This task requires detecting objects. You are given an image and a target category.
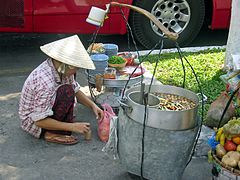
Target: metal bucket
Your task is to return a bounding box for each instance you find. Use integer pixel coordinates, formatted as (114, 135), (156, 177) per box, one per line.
(118, 84), (200, 179)
(118, 107), (199, 180)
(120, 84), (199, 130)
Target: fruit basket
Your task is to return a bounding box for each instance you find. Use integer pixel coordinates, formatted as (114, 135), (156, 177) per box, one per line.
(210, 117), (240, 179)
(212, 151), (240, 174)
(212, 151), (240, 179)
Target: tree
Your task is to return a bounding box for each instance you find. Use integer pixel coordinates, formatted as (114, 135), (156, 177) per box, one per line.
(225, 0), (240, 69)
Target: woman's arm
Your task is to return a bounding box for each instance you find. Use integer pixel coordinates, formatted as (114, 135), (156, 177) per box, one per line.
(35, 117), (90, 134)
(75, 90), (96, 109)
(75, 90), (104, 120)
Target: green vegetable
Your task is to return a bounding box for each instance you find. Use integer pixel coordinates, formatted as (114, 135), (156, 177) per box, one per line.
(108, 56), (125, 64)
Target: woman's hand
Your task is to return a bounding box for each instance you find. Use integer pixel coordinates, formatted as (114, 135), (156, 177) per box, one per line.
(71, 122), (90, 134)
(92, 104), (104, 120)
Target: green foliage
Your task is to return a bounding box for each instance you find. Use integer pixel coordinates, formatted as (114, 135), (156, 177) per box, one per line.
(143, 48), (227, 123)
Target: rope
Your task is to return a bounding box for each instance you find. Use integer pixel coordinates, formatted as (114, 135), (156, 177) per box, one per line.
(86, 3), (204, 177)
(175, 43), (205, 167)
(87, 26), (101, 100)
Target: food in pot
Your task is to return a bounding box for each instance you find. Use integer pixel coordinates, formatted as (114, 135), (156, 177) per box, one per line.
(153, 93), (196, 111)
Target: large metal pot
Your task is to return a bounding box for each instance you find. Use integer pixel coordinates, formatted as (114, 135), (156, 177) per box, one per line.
(127, 91), (160, 107)
(120, 84), (199, 130)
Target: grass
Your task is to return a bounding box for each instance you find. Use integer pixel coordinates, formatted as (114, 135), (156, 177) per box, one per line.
(142, 48), (226, 123)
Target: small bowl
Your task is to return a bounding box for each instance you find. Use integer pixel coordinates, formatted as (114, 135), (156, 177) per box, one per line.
(103, 44), (118, 57)
(108, 59), (127, 68)
(90, 54), (109, 62)
(118, 52), (136, 66)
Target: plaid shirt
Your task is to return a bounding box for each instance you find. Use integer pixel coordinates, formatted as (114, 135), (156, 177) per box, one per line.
(19, 58), (80, 138)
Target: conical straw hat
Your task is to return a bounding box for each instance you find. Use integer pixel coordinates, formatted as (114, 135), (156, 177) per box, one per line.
(40, 35), (95, 69)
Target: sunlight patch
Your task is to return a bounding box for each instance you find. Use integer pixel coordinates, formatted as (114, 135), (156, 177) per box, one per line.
(0, 93), (21, 101)
(0, 135), (7, 144)
(0, 164), (18, 177)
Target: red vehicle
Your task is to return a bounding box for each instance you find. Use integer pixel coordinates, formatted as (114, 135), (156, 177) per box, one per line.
(0, 0), (231, 48)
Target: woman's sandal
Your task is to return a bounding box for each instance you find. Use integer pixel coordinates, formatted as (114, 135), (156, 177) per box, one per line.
(44, 132), (79, 145)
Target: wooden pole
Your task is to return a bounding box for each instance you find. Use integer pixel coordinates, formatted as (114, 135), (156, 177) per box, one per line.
(110, 2), (179, 41)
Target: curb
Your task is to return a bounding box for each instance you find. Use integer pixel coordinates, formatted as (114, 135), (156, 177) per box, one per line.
(131, 45), (226, 56)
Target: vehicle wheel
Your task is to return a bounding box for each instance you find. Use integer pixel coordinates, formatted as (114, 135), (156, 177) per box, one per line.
(130, 0), (205, 49)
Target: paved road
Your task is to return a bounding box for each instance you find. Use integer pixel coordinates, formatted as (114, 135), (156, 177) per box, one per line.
(0, 29), (223, 179)
(0, 69), (213, 180)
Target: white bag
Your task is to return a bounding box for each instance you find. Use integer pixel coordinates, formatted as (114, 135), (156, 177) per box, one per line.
(102, 115), (119, 160)
(232, 54), (240, 71)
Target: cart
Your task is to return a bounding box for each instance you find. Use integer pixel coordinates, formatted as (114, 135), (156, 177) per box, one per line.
(85, 70), (143, 114)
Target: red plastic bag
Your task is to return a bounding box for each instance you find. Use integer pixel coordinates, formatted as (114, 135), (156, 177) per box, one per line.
(98, 103), (116, 142)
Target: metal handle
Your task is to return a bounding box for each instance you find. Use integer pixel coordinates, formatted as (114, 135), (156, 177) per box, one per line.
(197, 93), (207, 104)
(118, 99), (133, 113)
(118, 99), (130, 108)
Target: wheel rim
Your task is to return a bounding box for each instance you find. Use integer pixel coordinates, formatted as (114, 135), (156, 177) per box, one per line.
(150, 0), (191, 36)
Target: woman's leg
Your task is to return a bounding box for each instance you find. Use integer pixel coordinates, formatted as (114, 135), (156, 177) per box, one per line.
(44, 84), (75, 136)
(42, 84), (80, 144)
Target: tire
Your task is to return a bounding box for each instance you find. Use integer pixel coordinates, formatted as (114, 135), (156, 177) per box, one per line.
(130, 0), (205, 49)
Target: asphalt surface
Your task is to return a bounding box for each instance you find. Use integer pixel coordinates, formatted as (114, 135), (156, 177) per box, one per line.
(0, 69), (213, 180)
(0, 33), (218, 180)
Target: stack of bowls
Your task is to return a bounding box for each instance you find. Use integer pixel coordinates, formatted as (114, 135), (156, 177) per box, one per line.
(103, 44), (118, 57)
(88, 54), (109, 76)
